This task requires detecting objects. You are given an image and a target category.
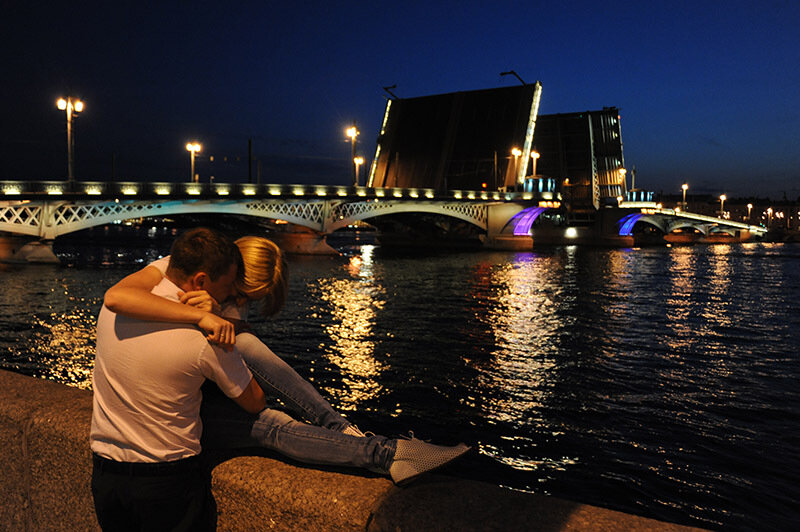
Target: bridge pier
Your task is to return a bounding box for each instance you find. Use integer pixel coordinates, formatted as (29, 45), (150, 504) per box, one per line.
(484, 203), (532, 250)
(0, 236), (60, 264)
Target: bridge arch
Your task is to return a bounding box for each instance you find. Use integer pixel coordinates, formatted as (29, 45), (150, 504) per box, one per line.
(325, 201), (488, 233)
(617, 213), (668, 236)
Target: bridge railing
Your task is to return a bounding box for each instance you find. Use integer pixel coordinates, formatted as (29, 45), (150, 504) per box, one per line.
(0, 180), (552, 203)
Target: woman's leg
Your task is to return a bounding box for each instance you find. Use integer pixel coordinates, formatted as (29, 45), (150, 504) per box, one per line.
(236, 332), (353, 431)
(200, 385), (394, 471)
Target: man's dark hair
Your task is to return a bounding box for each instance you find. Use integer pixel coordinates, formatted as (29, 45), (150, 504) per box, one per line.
(167, 227), (242, 282)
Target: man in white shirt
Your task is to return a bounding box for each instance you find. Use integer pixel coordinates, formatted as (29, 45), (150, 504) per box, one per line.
(90, 228), (266, 531)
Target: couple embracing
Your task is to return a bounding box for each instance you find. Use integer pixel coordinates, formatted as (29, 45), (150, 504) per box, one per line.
(89, 227), (469, 531)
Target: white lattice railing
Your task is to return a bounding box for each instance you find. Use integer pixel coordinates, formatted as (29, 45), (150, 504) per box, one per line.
(0, 198), (492, 238)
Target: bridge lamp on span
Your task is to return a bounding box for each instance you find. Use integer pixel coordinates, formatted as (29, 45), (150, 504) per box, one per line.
(618, 167), (627, 190)
(747, 203), (753, 220)
(186, 142), (202, 182)
(530, 150), (540, 177)
(56, 97), (84, 183)
(511, 147), (522, 185)
(681, 183), (689, 209)
(345, 124), (359, 186)
(353, 156), (365, 185)
(719, 194), (727, 218)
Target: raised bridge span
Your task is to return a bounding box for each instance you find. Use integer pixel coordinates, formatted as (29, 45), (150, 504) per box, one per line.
(0, 180), (767, 260)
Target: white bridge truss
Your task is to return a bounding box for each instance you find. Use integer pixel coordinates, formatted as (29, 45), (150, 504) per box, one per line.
(0, 198), (490, 240)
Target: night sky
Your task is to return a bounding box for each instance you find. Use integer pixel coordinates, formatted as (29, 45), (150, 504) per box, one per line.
(3, 1), (799, 199)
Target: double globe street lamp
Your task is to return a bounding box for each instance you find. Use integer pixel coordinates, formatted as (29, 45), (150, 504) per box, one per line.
(57, 97), (84, 183)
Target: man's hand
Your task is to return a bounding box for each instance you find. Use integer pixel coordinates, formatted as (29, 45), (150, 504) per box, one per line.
(179, 290), (222, 314)
(197, 313), (236, 350)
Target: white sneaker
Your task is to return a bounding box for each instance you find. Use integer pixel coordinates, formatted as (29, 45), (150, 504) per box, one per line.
(388, 437), (470, 485)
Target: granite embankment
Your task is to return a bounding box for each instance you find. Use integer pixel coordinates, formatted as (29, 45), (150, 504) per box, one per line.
(0, 369), (704, 531)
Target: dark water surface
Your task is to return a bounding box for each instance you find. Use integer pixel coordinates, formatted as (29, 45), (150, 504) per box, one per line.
(1, 229), (798, 531)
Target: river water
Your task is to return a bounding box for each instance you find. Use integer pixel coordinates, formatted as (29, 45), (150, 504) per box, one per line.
(1, 225), (798, 531)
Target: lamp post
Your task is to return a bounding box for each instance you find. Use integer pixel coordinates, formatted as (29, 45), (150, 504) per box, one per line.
(186, 142), (201, 182)
(346, 124), (359, 186)
(747, 203), (753, 221)
(681, 183), (688, 210)
(719, 194), (727, 218)
(353, 156), (364, 186)
(57, 97), (84, 183)
(766, 207), (773, 227)
(511, 147), (522, 187)
(530, 150), (540, 177)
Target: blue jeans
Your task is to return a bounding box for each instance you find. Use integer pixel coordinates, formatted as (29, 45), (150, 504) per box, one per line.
(200, 383), (396, 471)
(200, 333), (396, 471)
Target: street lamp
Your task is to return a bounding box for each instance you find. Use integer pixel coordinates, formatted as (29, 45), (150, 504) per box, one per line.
(719, 194), (727, 218)
(345, 124), (359, 186)
(530, 150), (540, 177)
(747, 203), (753, 221)
(511, 147), (522, 185)
(186, 142), (201, 182)
(681, 183), (688, 210)
(353, 156), (364, 186)
(57, 96), (84, 183)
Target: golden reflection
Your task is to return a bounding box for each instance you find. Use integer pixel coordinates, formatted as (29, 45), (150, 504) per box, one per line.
(313, 246), (386, 410)
(469, 253), (560, 470)
(665, 247), (698, 350)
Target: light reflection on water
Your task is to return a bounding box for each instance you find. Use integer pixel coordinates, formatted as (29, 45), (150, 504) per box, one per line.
(308, 246), (389, 410)
(1, 240), (799, 531)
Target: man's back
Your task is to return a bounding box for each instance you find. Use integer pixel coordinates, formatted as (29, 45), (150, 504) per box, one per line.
(90, 277), (251, 463)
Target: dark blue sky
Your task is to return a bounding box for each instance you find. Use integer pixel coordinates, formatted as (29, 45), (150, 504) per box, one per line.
(3, 1), (799, 198)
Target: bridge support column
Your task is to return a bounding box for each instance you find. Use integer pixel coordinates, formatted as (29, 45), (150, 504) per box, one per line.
(0, 236), (60, 264)
(484, 203), (531, 250)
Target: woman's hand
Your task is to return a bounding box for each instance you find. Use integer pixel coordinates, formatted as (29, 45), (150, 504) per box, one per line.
(198, 313), (236, 350)
(179, 290), (221, 314)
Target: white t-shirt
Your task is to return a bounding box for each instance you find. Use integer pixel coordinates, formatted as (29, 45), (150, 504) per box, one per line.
(149, 256), (246, 320)
(90, 276), (252, 463)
